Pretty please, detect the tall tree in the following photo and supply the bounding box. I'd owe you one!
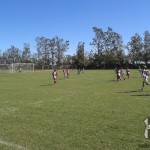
[55,36,69,65]
[0,50,2,64]
[90,27,124,68]
[62,55,72,65]
[48,38,56,66]
[90,27,104,55]
[75,42,85,68]
[22,43,31,63]
[36,36,69,66]
[36,37,50,65]
[104,27,124,66]
[143,30,150,64]
[90,27,105,68]
[3,45,21,63]
[126,33,143,65]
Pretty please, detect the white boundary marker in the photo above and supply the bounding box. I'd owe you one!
[0,139,28,150]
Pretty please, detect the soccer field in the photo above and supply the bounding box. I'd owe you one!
[0,70,150,150]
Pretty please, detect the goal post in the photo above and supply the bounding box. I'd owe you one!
[0,64,12,73]
[42,65,53,70]
[0,63,35,73]
[42,65,50,70]
[12,63,35,72]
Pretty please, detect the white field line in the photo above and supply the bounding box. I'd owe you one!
[0,139,28,150]
[27,101,43,106]
[0,107,19,114]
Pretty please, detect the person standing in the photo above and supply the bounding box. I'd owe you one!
[120,68,125,80]
[52,69,58,84]
[66,68,70,78]
[116,68,121,81]
[63,69,67,79]
[141,66,150,90]
[126,67,130,79]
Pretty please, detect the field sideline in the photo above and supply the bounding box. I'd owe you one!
[0,69,150,150]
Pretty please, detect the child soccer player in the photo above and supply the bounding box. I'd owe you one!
[116,68,121,81]
[19,67,22,73]
[141,66,150,91]
[66,68,70,78]
[120,68,125,80]
[77,68,80,75]
[52,69,58,84]
[63,69,67,79]
[126,67,130,79]
[139,65,143,77]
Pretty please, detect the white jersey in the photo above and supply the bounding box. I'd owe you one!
[142,69,149,84]
[63,70,67,78]
[52,71,57,79]
[120,69,125,75]
[126,69,130,75]
[116,69,121,76]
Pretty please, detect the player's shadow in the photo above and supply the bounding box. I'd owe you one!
[131,93,150,96]
[117,90,140,93]
[117,90,150,96]
[40,84,52,87]
[131,76,141,78]
[138,143,150,149]
[108,80,118,82]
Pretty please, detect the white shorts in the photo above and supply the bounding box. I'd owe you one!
[144,76,149,84]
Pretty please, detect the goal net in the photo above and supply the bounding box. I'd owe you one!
[42,65,52,70]
[0,64,12,73]
[42,65,71,70]
[0,63,34,73]
[12,63,34,72]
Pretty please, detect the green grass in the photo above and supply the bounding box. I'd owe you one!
[0,70,150,150]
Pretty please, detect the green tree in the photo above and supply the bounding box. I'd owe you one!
[126,33,143,65]
[90,27,105,55]
[36,36,69,66]
[0,50,2,63]
[3,45,21,63]
[103,27,124,68]
[75,42,85,68]
[22,43,31,63]
[62,55,72,65]
[55,36,69,66]
[142,30,150,65]
[90,27,124,68]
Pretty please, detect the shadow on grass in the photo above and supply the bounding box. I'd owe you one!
[132,76,141,78]
[40,84,52,86]
[131,94,150,96]
[117,90,140,93]
[107,80,117,82]
[138,143,150,149]
[117,90,150,96]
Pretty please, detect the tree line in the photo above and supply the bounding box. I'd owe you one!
[0,27,150,69]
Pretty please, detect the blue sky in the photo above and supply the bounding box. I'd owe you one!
[0,0,150,55]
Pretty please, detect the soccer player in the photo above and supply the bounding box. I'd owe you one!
[19,67,22,73]
[141,66,150,91]
[126,67,130,79]
[82,68,84,73]
[139,65,143,77]
[63,69,67,79]
[77,68,81,75]
[120,68,125,80]
[66,68,70,78]
[52,69,58,84]
[116,68,121,81]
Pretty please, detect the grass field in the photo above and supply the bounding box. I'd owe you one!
[0,69,150,150]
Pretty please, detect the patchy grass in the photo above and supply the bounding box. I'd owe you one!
[0,69,150,150]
